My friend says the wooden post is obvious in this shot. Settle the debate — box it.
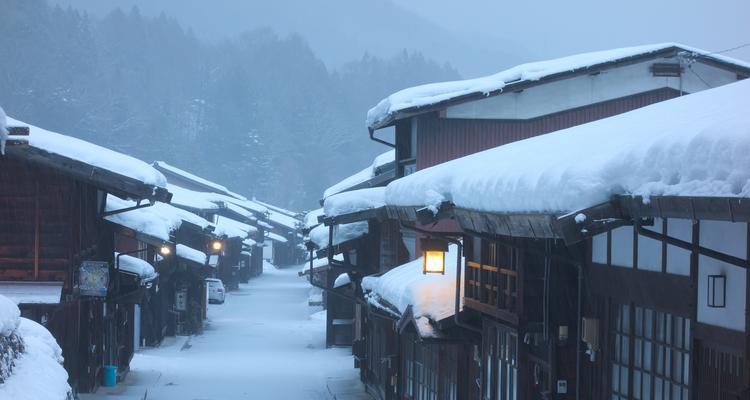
[34,181,40,280]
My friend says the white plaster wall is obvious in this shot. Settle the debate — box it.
[611,226,633,268]
[592,233,607,264]
[697,258,746,331]
[445,58,740,120]
[638,218,663,272]
[696,221,747,331]
[666,219,693,276]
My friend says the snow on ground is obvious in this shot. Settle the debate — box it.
[386,79,750,215]
[0,296,70,400]
[366,43,750,129]
[113,262,359,399]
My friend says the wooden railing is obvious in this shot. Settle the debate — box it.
[465,261,518,321]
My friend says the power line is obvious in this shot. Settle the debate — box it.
[708,41,750,55]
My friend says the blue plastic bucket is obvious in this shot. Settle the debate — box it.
[103,364,117,387]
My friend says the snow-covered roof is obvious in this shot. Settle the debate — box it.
[215,215,257,238]
[116,253,157,281]
[105,195,214,242]
[176,244,207,266]
[367,43,750,130]
[304,208,325,230]
[6,117,167,189]
[386,79,750,216]
[362,245,462,334]
[323,150,395,199]
[308,221,368,250]
[324,187,386,218]
[243,238,258,247]
[266,232,288,244]
[333,273,351,289]
[252,199,299,218]
[167,184,222,211]
[0,315,71,400]
[263,208,301,231]
[153,161,247,200]
[106,196,181,241]
[0,282,63,305]
[256,220,274,230]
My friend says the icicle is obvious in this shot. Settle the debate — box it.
[0,106,7,155]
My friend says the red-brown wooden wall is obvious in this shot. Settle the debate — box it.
[416,87,681,170]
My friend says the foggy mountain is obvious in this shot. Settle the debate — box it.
[52,0,531,77]
[0,0,460,210]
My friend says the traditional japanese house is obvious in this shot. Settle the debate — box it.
[377,79,750,399]
[307,207,374,348]
[340,45,750,399]
[303,151,401,350]
[259,206,304,267]
[366,43,750,181]
[0,118,171,393]
[104,196,219,344]
[154,161,271,276]
[166,183,265,289]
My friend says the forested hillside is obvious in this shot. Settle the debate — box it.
[0,0,459,208]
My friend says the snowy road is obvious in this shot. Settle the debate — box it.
[127,263,359,400]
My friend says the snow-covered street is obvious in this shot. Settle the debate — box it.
[105,263,363,400]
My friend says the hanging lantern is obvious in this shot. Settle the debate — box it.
[158,244,173,257]
[421,238,448,275]
[210,239,224,253]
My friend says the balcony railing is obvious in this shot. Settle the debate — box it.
[465,261,518,324]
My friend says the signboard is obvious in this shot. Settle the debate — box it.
[79,261,109,297]
[208,255,219,268]
[175,288,188,311]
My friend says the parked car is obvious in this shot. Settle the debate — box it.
[206,278,226,304]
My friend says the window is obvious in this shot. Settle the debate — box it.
[483,324,518,400]
[397,118,418,177]
[589,219,697,276]
[465,239,518,313]
[611,304,691,400]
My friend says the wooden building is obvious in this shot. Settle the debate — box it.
[154,162,272,277]
[333,45,750,400]
[105,196,219,343]
[368,79,750,399]
[0,119,171,394]
[366,44,750,181]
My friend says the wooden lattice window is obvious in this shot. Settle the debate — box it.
[465,239,518,314]
[611,303,691,400]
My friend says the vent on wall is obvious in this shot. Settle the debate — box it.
[650,63,683,77]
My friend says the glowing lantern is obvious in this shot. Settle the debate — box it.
[421,238,448,275]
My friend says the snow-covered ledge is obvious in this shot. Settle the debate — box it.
[362,245,463,338]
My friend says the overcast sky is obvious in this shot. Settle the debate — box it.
[391,0,750,67]
[57,0,750,77]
